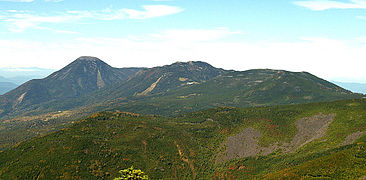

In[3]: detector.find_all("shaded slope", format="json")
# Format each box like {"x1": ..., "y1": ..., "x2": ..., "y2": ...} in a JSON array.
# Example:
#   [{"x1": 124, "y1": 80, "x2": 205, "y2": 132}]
[
  {"x1": 1, "y1": 99, "x2": 366, "y2": 179},
  {"x1": 93, "y1": 61, "x2": 225, "y2": 100},
  {"x1": 104, "y1": 69, "x2": 361, "y2": 116},
  {"x1": 0, "y1": 56, "x2": 142, "y2": 118}
]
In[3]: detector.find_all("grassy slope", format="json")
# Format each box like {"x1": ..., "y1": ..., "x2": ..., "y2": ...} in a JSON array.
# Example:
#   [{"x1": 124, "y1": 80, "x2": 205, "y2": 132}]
[{"x1": 0, "y1": 99, "x2": 366, "y2": 179}]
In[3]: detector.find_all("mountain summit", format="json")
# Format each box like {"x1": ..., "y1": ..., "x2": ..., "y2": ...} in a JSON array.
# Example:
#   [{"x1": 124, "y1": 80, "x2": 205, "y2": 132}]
[
  {"x1": 0, "y1": 57, "x2": 142, "y2": 116},
  {"x1": 94, "y1": 60, "x2": 226, "y2": 99},
  {"x1": 46, "y1": 56, "x2": 132, "y2": 92}
]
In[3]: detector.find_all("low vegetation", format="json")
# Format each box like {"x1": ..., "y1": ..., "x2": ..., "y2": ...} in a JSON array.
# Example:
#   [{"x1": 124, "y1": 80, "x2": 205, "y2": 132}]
[{"x1": 0, "y1": 99, "x2": 365, "y2": 179}]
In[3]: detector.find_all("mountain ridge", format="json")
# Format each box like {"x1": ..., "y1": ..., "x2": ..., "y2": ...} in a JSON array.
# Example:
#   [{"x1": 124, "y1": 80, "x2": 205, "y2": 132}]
[
  {"x1": 0, "y1": 57, "x2": 363, "y2": 151},
  {"x1": 0, "y1": 56, "x2": 143, "y2": 118}
]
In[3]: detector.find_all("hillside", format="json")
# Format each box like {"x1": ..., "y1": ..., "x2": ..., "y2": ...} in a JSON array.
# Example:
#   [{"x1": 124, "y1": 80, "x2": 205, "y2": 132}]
[
  {"x1": 0, "y1": 56, "x2": 142, "y2": 118},
  {"x1": 1, "y1": 99, "x2": 365, "y2": 179}
]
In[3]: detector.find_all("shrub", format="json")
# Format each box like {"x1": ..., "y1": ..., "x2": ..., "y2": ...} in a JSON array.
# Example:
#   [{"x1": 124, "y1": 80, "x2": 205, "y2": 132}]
[{"x1": 114, "y1": 166, "x2": 149, "y2": 180}]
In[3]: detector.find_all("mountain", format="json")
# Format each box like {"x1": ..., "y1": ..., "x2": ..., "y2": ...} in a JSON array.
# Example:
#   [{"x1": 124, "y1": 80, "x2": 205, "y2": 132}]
[
  {"x1": 0, "y1": 67, "x2": 55, "y2": 85},
  {"x1": 331, "y1": 81, "x2": 366, "y2": 94},
  {"x1": 0, "y1": 82, "x2": 18, "y2": 95},
  {"x1": 101, "y1": 69, "x2": 361, "y2": 116},
  {"x1": 0, "y1": 56, "x2": 143, "y2": 118},
  {"x1": 0, "y1": 59, "x2": 363, "y2": 151},
  {"x1": 1, "y1": 99, "x2": 365, "y2": 179},
  {"x1": 93, "y1": 61, "x2": 226, "y2": 100}
]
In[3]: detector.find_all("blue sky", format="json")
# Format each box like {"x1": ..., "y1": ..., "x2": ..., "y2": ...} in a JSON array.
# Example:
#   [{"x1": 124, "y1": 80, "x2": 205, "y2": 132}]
[{"x1": 1, "y1": 0, "x2": 366, "y2": 82}]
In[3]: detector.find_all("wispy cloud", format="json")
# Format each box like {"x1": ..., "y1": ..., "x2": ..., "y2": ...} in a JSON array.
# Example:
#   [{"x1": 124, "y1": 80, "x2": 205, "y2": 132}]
[
  {"x1": 356, "y1": 15, "x2": 366, "y2": 19},
  {"x1": 0, "y1": 5, "x2": 184, "y2": 32},
  {"x1": 68, "y1": 5, "x2": 183, "y2": 20},
  {"x1": 294, "y1": 0, "x2": 366, "y2": 11}
]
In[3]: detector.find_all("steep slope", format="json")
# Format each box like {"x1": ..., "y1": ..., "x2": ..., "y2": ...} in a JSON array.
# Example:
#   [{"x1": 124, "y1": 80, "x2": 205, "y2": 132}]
[
  {"x1": 0, "y1": 99, "x2": 365, "y2": 179},
  {"x1": 0, "y1": 56, "x2": 142, "y2": 118}
]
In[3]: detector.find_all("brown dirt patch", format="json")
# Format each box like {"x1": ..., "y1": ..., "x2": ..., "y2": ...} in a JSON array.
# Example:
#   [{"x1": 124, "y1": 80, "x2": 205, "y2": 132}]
[
  {"x1": 216, "y1": 114, "x2": 335, "y2": 163},
  {"x1": 287, "y1": 113, "x2": 335, "y2": 151},
  {"x1": 216, "y1": 128, "x2": 278, "y2": 163},
  {"x1": 175, "y1": 142, "x2": 196, "y2": 179},
  {"x1": 341, "y1": 131, "x2": 366, "y2": 146}
]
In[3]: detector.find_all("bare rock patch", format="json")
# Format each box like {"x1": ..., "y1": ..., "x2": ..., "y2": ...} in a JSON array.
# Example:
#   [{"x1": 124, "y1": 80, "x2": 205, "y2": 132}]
[
  {"x1": 216, "y1": 114, "x2": 335, "y2": 163},
  {"x1": 341, "y1": 131, "x2": 366, "y2": 146}
]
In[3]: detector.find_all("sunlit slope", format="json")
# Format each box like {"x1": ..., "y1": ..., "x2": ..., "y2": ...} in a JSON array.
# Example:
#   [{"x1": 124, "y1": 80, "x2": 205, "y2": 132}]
[{"x1": 1, "y1": 99, "x2": 365, "y2": 179}]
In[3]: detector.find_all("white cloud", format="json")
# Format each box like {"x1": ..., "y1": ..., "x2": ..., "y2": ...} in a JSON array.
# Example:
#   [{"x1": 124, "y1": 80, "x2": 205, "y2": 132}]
[
  {"x1": 294, "y1": 0, "x2": 366, "y2": 10},
  {"x1": 1, "y1": 5, "x2": 183, "y2": 32},
  {"x1": 1, "y1": 29, "x2": 366, "y2": 82},
  {"x1": 356, "y1": 15, "x2": 366, "y2": 19},
  {"x1": 122, "y1": 5, "x2": 183, "y2": 19}
]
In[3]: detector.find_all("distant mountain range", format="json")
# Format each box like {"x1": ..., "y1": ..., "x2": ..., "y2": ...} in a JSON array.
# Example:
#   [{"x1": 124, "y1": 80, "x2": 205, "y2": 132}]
[
  {"x1": 0, "y1": 67, "x2": 55, "y2": 95},
  {"x1": 0, "y1": 82, "x2": 18, "y2": 95},
  {"x1": 0, "y1": 67, "x2": 55, "y2": 85},
  {"x1": 331, "y1": 81, "x2": 366, "y2": 94},
  {"x1": 0, "y1": 57, "x2": 361, "y2": 119}
]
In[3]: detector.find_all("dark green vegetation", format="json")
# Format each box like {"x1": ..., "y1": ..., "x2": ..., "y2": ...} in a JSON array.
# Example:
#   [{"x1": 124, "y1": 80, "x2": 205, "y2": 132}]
[
  {"x1": 0, "y1": 82, "x2": 18, "y2": 95},
  {"x1": 104, "y1": 69, "x2": 361, "y2": 116},
  {"x1": 1, "y1": 99, "x2": 365, "y2": 179},
  {"x1": 0, "y1": 56, "x2": 143, "y2": 118},
  {"x1": 0, "y1": 57, "x2": 363, "y2": 150}
]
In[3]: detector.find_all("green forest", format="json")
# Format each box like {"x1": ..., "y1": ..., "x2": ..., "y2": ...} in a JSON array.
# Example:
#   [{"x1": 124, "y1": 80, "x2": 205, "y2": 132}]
[{"x1": 1, "y1": 99, "x2": 365, "y2": 179}]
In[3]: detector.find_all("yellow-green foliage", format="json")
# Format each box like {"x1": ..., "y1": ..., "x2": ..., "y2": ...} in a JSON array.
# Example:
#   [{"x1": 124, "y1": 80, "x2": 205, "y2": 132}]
[{"x1": 114, "y1": 166, "x2": 148, "y2": 180}]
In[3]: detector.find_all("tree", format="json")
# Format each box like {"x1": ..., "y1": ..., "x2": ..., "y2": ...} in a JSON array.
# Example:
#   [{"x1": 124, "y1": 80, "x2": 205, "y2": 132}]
[{"x1": 114, "y1": 166, "x2": 149, "y2": 180}]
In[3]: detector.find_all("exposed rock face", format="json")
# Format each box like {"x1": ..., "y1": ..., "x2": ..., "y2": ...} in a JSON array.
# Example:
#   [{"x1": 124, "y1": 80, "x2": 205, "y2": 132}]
[{"x1": 216, "y1": 114, "x2": 335, "y2": 163}]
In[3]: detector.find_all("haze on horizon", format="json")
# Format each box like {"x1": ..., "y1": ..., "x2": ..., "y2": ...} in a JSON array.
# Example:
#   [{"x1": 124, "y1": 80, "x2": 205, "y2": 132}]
[{"x1": 1, "y1": 0, "x2": 366, "y2": 83}]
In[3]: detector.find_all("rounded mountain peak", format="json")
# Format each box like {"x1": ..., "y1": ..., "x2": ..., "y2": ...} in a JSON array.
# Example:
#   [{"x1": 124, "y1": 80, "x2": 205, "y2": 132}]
[
  {"x1": 69, "y1": 56, "x2": 111, "y2": 68},
  {"x1": 75, "y1": 56, "x2": 102, "y2": 62}
]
